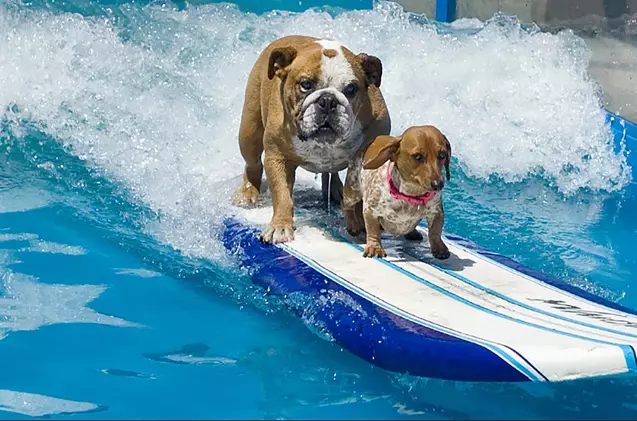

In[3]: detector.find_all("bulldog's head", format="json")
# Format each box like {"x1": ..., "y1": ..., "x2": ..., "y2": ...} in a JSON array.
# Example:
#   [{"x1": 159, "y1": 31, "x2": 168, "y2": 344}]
[{"x1": 267, "y1": 39, "x2": 383, "y2": 144}]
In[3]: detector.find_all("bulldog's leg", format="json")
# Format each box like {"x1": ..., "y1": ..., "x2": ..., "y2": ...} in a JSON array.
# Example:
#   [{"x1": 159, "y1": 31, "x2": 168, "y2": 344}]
[
  {"x1": 321, "y1": 172, "x2": 344, "y2": 205},
  {"x1": 341, "y1": 169, "x2": 364, "y2": 237},
  {"x1": 259, "y1": 152, "x2": 296, "y2": 244},
  {"x1": 347, "y1": 201, "x2": 365, "y2": 238},
  {"x1": 426, "y1": 201, "x2": 450, "y2": 260},
  {"x1": 234, "y1": 81, "x2": 265, "y2": 206}
]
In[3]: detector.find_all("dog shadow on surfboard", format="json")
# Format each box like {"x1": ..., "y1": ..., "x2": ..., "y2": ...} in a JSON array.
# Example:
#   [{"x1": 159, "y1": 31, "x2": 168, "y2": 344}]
[{"x1": 218, "y1": 174, "x2": 475, "y2": 273}]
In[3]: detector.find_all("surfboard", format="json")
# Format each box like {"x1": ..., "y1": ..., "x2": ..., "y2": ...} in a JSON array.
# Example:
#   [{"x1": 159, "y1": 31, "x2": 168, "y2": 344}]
[{"x1": 220, "y1": 182, "x2": 637, "y2": 383}]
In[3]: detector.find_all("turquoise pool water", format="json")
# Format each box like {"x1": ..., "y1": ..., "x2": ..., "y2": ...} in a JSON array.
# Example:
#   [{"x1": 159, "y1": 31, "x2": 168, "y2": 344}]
[{"x1": 1, "y1": 0, "x2": 636, "y2": 418}]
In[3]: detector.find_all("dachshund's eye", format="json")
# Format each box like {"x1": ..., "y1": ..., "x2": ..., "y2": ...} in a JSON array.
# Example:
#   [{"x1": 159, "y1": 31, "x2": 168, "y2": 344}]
[
  {"x1": 438, "y1": 151, "x2": 447, "y2": 160},
  {"x1": 343, "y1": 83, "x2": 358, "y2": 98},
  {"x1": 412, "y1": 153, "x2": 425, "y2": 163},
  {"x1": 299, "y1": 79, "x2": 315, "y2": 93}
]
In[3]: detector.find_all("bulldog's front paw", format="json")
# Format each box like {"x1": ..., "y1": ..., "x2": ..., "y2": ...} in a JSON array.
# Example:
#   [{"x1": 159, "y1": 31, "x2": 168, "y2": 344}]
[
  {"x1": 259, "y1": 221, "x2": 295, "y2": 244},
  {"x1": 233, "y1": 182, "x2": 260, "y2": 207},
  {"x1": 347, "y1": 225, "x2": 363, "y2": 238},
  {"x1": 431, "y1": 241, "x2": 450, "y2": 260},
  {"x1": 363, "y1": 243, "x2": 387, "y2": 258}
]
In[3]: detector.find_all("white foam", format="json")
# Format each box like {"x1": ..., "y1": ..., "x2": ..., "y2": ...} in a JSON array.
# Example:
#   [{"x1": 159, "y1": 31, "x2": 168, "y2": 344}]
[
  {"x1": 0, "y1": 188, "x2": 51, "y2": 214},
  {"x1": 0, "y1": 1, "x2": 631, "y2": 264},
  {"x1": 114, "y1": 267, "x2": 162, "y2": 278},
  {"x1": 163, "y1": 354, "x2": 237, "y2": 365},
  {"x1": 0, "y1": 389, "x2": 100, "y2": 417},
  {"x1": 0, "y1": 250, "x2": 141, "y2": 340},
  {"x1": 0, "y1": 233, "x2": 87, "y2": 255},
  {"x1": 19, "y1": 240, "x2": 87, "y2": 255},
  {"x1": 0, "y1": 233, "x2": 38, "y2": 242}
]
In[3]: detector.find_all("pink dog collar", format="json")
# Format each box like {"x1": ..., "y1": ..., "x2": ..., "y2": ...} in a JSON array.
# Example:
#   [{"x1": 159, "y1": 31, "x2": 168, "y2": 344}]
[{"x1": 387, "y1": 162, "x2": 437, "y2": 206}]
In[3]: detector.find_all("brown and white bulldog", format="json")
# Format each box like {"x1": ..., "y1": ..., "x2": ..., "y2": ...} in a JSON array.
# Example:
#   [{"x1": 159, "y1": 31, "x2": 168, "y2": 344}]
[{"x1": 233, "y1": 35, "x2": 391, "y2": 244}]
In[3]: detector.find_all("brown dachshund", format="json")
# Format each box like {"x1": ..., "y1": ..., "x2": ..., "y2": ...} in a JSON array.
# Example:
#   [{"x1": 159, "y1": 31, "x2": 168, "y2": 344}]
[{"x1": 342, "y1": 125, "x2": 451, "y2": 259}]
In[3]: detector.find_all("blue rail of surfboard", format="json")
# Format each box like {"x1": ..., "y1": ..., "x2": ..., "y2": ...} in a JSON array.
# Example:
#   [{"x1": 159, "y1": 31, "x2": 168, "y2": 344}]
[
  {"x1": 220, "y1": 218, "x2": 533, "y2": 382},
  {"x1": 221, "y1": 216, "x2": 637, "y2": 381}
]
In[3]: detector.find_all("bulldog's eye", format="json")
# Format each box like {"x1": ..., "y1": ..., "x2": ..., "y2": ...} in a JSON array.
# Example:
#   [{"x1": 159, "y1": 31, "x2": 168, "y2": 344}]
[
  {"x1": 343, "y1": 83, "x2": 358, "y2": 98},
  {"x1": 412, "y1": 153, "x2": 425, "y2": 163},
  {"x1": 438, "y1": 151, "x2": 447, "y2": 160},
  {"x1": 299, "y1": 80, "x2": 314, "y2": 93}
]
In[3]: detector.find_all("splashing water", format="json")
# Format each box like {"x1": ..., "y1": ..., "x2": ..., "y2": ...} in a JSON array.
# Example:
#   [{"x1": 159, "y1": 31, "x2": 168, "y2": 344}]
[
  {"x1": 1, "y1": 0, "x2": 637, "y2": 418},
  {"x1": 0, "y1": 0, "x2": 631, "y2": 265}
]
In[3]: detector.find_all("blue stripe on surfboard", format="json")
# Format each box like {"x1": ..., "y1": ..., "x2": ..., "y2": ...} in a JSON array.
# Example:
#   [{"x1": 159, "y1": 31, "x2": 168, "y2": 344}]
[
  {"x1": 389, "y1": 238, "x2": 637, "y2": 340},
  {"x1": 221, "y1": 217, "x2": 532, "y2": 382},
  {"x1": 425, "y1": 253, "x2": 637, "y2": 340},
  {"x1": 441, "y1": 231, "x2": 637, "y2": 318},
  {"x1": 336, "y1": 237, "x2": 637, "y2": 375},
  {"x1": 277, "y1": 242, "x2": 545, "y2": 382}
]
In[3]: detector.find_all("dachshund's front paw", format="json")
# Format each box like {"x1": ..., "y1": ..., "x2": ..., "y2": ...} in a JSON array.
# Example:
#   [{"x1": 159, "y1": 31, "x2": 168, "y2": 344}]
[{"x1": 431, "y1": 241, "x2": 450, "y2": 260}]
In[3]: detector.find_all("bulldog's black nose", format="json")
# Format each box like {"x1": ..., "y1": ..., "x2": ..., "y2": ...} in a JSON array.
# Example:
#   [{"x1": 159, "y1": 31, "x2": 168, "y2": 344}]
[
  {"x1": 431, "y1": 180, "x2": 444, "y2": 191},
  {"x1": 318, "y1": 93, "x2": 338, "y2": 113}
]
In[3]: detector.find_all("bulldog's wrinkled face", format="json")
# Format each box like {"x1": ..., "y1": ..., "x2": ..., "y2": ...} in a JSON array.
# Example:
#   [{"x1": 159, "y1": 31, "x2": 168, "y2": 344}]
[
  {"x1": 268, "y1": 39, "x2": 383, "y2": 172},
  {"x1": 293, "y1": 40, "x2": 362, "y2": 142}
]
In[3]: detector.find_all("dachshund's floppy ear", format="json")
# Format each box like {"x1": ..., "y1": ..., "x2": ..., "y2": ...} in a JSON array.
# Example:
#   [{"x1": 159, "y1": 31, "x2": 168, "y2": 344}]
[
  {"x1": 363, "y1": 135, "x2": 401, "y2": 170},
  {"x1": 443, "y1": 135, "x2": 451, "y2": 181}
]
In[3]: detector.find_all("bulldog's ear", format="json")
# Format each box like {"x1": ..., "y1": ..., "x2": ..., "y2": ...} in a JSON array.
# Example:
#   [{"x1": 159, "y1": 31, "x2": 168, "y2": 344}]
[
  {"x1": 363, "y1": 135, "x2": 401, "y2": 169},
  {"x1": 356, "y1": 53, "x2": 383, "y2": 88},
  {"x1": 268, "y1": 46, "x2": 297, "y2": 80}
]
